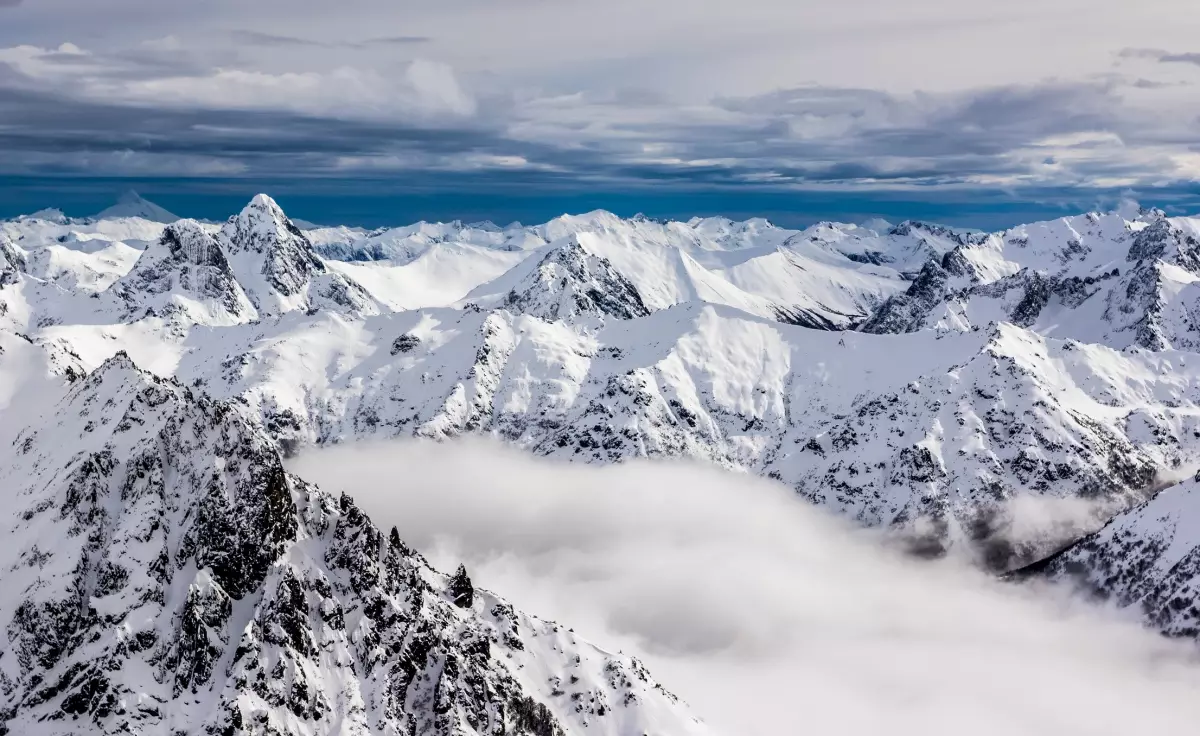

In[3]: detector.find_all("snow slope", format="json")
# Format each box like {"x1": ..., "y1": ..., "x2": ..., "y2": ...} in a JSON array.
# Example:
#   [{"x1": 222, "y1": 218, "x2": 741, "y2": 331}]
[
  {"x1": 93, "y1": 191, "x2": 180, "y2": 224},
  {"x1": 219, "y1": 195, "x2": 382, "y2": 320},
  {"x1": 326, "y1": 244, "x2": 528, "y2": 310},
  {"x1": 8, "y1": 194, "x2": 1200, "y2": 647},
  {"x1": 0, "y1": 353, "x2": 710, "y2": 735}
]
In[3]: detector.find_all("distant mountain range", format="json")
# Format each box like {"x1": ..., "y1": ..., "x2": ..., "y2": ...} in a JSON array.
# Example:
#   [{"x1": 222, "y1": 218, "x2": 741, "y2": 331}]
[
  {"x1": 4, "y1": 192, "x2": 1200, "y2": 731},
  {"x1": 93, "y1": 191, "x2": 180, "y2": 224}
]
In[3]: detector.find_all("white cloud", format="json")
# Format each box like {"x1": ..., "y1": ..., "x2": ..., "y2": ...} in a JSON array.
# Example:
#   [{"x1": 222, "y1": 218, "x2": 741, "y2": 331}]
[
  {"x1": 13, "y1": 149, "x2": 249, "y2": 176},
  {"x1": 2, "y1": 5, "x2": 1200, "y2": 188},
  {"x1": 404, "y1": 58, "x2": 476, "y2": 117},
  {"x1": 0, "y1": 42, "x2": 477, "y2": 121},
  {"x1": 289, "y1": 438, "x2": 1200, "y2": 736}
]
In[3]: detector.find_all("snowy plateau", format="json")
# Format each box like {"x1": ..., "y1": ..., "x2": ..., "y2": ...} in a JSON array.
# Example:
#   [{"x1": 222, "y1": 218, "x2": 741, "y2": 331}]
[{"x1": 7, "y1": 192, "x2": 1200, "y2": 732}]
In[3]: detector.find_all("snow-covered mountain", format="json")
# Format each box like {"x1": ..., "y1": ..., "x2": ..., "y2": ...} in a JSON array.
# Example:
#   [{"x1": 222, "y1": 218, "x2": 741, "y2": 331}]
[
  {"x1": 7, "y1": 191, "x2": 1200, "y2": 681},
  {"x1": 1037, "y1": 472, "x2": 1200, "y2": 638},
  {"x1": 108, "y1": 220, "x2": 258, "y2": 326},
  {"x1": 0, "y1": 352, "x2": 708, "y2": 735},
  {"x1": 858, "y1": 209, "x2": 1200, "y2": 351},
  {"x1": 92, "y1": 191, "x2": 180, "y2": 224},
  {"x1": 218, "y1": 195, "x2": 382, "y2": 320}
]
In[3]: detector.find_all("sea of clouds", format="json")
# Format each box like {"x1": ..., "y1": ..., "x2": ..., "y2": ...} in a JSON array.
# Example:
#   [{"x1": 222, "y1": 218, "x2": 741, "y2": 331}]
[{"x1": 290, "y1": 438, "x2": 1200, "y2": 736}]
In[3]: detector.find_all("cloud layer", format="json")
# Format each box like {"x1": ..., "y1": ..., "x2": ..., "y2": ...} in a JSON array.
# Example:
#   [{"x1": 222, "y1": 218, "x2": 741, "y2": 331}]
[
  {"x1": 0, "y1": 2, "x2": 1197, "y2": 195},
  {"x1": 1, "y1": 0, "x2": 1199, "y2": 224},
  {"x1": 289, "y1": 439, "x2": 1200, "y2": 736}
]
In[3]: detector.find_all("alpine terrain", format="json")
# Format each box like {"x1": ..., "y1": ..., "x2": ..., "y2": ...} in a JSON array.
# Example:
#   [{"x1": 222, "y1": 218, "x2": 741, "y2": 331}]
[{"x1": 6, "y1": 192, "x2": 1200, "y2": 731}]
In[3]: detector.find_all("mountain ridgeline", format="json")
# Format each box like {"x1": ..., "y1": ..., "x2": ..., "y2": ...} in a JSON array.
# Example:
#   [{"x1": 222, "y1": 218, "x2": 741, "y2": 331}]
[{"x1": 5, "y1": 194, "x2": 1200, "y2": 731}]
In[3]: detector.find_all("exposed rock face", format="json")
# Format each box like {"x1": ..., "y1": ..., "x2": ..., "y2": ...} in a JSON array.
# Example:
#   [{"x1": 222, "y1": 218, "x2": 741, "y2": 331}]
[
  {"x1": 859, "y1": 259, "x2": 951, "y2": 334},
  {"x1": 503, "y1": 237, "x2": 651, "y2": 326},
  {"x1": 1126, "y1": 218, "x2": 1200, "y2": 266},
  {"x1": 448, "y1": 564, "x2": 475, "y2": 609},
  {"x1": 0, "y1": 235, "x2": 26, "y2": 287},
  {"x1": 219, "y1": 195, "x2": 381, "y2": 319},
  {"x1": 0, "y1": 353, "x2": 710, "y2": 736},
  {"x1": 109, "y1": 220, "x2": 257, "y2": 324},
  {"x1": 1040, "y1": 475, "x2": 1200, "y2": 639}
]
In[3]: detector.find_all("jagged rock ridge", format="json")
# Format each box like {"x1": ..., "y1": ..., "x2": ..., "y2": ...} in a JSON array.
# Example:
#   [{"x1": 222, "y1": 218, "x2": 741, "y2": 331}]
[
  {"x1": 218, "y1": 195, "x2": 382, "y2": 319},
  {"x1": 1037, "y1": 473, "x2": 1200, "y2": 638},
  {"x1": 0, "y1": 353, "x2": 710, "y2": 736},
  {"x1": 109, "y1": 220, "x2": 257, "y2": 325},
  {"x1": 9, "y1": 196, "x2": 1200, "y2": 643}
]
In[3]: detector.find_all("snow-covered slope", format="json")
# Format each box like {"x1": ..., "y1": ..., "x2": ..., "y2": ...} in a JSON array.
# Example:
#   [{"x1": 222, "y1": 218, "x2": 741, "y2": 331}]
[
  {"x1": 108, "y1": 220, "x2": 258, "y2": 326},
  {"x1": 306, "y1": 210, "x2": 908, "y2": 325},
  {"x1": 326, "y1": 245, "x2": 529, "y2": 311},
  {"x1": 11, "y1": 194, "x2": 1200, "y2": 644},
  {"x1": 219, "y1": 195, "x2": 382, "y2": 319},
  {"x1": 307, "y1": 220, "x2": 543, "y2": 262},
  {"x1": 1040, "y1": 473, "x2": 1200, "y2": 638},
  {"x1": 93, "y1": 191, "x2": 180, "y2": 224},
  {"x1": 462, "y1": 229, "x2": 892, "y2": 330},
  {"x1": 0, "y1": 352, "x2": 711, "y2": 735},
  {"x1": 1, "y1": 212, "x2": 168, "y2": 250},
  {"x1": 798, "y1": 219, "x2": 976, "y2": 277}
]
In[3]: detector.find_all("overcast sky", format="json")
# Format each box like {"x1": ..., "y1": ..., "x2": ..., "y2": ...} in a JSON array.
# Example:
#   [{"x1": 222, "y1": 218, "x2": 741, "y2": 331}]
[{"x1": 2, "y1": 0, "x2": 1199, "y2": 225}]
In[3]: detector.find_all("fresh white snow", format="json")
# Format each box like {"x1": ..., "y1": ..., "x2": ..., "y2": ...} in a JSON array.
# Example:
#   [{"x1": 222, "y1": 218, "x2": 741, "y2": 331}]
[{"x1": 7, "y1": 193, "x2": 1200, "y2": 732}]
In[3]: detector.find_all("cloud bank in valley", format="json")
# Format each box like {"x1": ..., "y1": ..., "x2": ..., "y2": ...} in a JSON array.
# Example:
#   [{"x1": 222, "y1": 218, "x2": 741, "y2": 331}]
[{"x1": 290, "y1": 439, "x2": 1200, "y2": 736}]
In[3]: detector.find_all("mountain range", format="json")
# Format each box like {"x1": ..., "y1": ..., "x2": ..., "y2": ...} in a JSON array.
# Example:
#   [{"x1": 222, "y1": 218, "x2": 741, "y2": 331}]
[{"x1": 5, "y1": 192, "x2": 1200, "y2": 732}]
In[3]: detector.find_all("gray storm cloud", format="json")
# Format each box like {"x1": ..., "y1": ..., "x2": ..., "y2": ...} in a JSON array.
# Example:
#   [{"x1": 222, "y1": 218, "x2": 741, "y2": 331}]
[
  {"x1": 289, "y1": 438, "x2": 1200, "y2": 736},
  {"x1": 0, "y1": 0, "x2": 1199, "y2": 189}
]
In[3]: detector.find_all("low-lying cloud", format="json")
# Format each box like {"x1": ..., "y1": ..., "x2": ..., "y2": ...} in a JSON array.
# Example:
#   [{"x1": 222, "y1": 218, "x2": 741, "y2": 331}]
[{"x1": 289, "y1": 438, "x2": 1200, "y2": 736}]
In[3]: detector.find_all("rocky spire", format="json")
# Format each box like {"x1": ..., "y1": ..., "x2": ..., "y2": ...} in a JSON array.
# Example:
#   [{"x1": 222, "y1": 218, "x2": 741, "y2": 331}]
[
  {"x1": 109, "y1": 219, "x2": 257, "y2": 324},
  {"x1": 219, "y1": 194, "x2": 381, "y2": 318},
  {"x1": 448, "y1": 563, "x2": 474, "y2": 608}
]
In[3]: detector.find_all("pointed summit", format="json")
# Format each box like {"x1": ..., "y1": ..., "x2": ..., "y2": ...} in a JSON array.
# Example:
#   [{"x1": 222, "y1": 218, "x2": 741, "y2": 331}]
[
  {"x1": 499, "y1": 235, "x2": 651, "y2": 326},
  {"x1": 250, "y1": 192, "x2": 278, "y2": 209},
  {"x1": 94, "y1": 190, "x2": 179, "y2": 223},
  {"x1": 219, "y1": 195, "x2": 382, "y2": 319},
  {"x1": 110, "y1": 220, "x2": 257, "y2": 325},
  {"x1": 223, "y1": 194, "x2": 310, "y2": 255}
]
